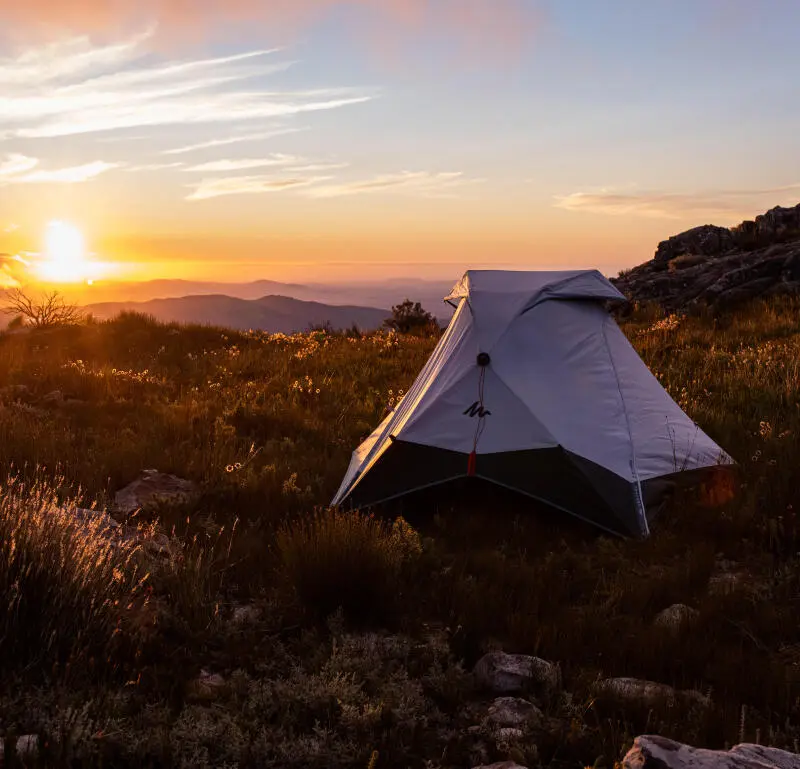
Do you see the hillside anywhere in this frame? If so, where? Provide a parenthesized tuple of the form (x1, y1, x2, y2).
(613, 203, 800, 309)
(85, 293, 390, 332)
(0, 304, 798, 766)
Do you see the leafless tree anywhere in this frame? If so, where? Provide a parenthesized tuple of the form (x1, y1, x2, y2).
(1, 288, 84, 329)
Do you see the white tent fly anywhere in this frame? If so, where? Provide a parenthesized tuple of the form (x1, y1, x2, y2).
(332, 270, 733, 537)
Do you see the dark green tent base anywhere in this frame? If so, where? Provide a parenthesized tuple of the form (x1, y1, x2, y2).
(337, 439, 726, 538)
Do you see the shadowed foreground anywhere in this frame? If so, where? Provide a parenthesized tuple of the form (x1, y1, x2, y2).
(0, 302, 798, 767)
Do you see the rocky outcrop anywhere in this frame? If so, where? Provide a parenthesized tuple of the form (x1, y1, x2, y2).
(622, 735, 800, 769)
(613, 203, 800, 310)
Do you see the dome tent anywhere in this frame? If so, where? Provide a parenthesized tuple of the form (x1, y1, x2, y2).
(332, 270, 733, 537)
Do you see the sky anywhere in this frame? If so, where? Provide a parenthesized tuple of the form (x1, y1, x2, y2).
(1, 0, 800, 289)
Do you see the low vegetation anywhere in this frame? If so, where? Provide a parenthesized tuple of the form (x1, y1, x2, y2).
(0, 298, 798, 766)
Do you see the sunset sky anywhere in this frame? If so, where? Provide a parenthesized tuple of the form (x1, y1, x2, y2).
(1, 0, 800, 288)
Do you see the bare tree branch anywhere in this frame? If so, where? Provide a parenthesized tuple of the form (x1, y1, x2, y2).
(1, 288, 84, 329)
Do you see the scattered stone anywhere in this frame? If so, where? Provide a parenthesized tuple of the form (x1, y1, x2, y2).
(474, 651, 560, 696)
(72, 506, 122, 534)
(653, 604, 699, 634)
(40, 389, 64, 406)
(188, 669, 227, 701)
(596, 677, 710, 710)
(114, 469, 198, 515)
(231, 604, 262, 625)
(472, 763, 529, 769)
(486, 697, 544, 729)
(622, 735, 800, 769)
(495, 727, 524, 741)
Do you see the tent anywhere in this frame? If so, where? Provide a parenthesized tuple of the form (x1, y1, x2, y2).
(332, 270, 733, 537)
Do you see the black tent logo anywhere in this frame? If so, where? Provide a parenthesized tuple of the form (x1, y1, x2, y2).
(464, 401, 491, 418)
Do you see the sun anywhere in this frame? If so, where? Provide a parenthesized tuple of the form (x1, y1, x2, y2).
(37, 221, 92, 283)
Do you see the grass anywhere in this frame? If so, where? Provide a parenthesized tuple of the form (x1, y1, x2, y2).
(0, 300, 798, 766)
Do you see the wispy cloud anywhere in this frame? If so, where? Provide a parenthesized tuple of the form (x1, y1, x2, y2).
(305, 171, 484, 199)
(0, 154, 39, 177)
(0, 31, 373, 139)
(162, 128, 306, 156)
(126, 162, 184, 172)
(16, 161, 119, 184)
(0, 154, 118, 185)
(186, 175, 328, 201)
(184, 155, 300, 173)
(554, 185, 800, 221)
(3, 223, 20, 234)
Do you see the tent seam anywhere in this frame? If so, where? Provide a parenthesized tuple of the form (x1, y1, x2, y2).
(600, 314, 649, 537)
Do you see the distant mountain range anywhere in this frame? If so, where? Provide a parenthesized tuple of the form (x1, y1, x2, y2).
(66, 278, 455, 321)
(85, 294, 392, 334)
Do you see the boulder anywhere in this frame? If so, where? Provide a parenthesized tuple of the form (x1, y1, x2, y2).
(474, 651, 560, 696)
(486, 697, 544, 729)
(653, 604, 699, 634)
(596, 677, 710, 710)
(114, 469, 197, 515)
(622, 735, 800, 769)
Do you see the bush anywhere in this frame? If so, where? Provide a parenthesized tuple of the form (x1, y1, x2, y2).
(0, 472, 147, 679)
(276, 509, 421, 622)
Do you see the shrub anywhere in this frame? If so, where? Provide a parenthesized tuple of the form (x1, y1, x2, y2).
(276, 509, 420, 622)
(0, 471, 147, 679)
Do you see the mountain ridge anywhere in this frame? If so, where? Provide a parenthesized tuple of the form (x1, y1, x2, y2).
(85, 293, 391, 334)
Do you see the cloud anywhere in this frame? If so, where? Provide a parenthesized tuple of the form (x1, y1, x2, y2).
(306, 170, 484, 199)
(0, 153, 117, 184)
(0, 154, 39, 177)
(0, 32, 373, 139)
(125, 162, 184, 172)
(186, 175, 328, 201)
(162, 128, 306, 156)
(184, 155, 300, 173)
(3, 223, 20, 233)
(554, 185, 800, 221)
(0, 1, 544, 65)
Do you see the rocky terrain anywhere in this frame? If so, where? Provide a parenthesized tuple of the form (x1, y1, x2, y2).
(613, 203, 800, 309)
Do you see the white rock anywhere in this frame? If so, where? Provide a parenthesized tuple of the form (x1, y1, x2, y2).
(596, 677, 710, 709)
(472, 763, 529, 769)
(495, 727, 524, 741)
(474, 651, 560, 696)
(114, 470, 197, 515)
(487, 697, 543, 728)
(623, 735, 800, 769)
(653, 604, 699, 633)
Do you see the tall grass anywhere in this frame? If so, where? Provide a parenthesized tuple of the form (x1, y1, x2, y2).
(276, 509, 421, 622)
(0, 471, 147, 678)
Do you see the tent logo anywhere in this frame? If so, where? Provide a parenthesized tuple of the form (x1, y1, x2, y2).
(464, 401, 491, 419)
